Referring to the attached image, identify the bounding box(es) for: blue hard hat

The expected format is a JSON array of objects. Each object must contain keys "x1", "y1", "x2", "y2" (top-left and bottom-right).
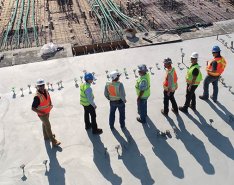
[
  {"x1": 137, "y1": 64, "x2": 148, "y2": 72},
  {"x1": 84, "y1": 73, "x2": 94, "y2": 81},
  {"x1": 212, "y1": 45, "x2": 221, "y2": 53}
]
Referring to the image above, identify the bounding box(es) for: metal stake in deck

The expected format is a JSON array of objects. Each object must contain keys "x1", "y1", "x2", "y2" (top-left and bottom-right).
[
  {"x1": 28, "y1": 85, "x2": 32, "y2": 94},
  {"x1": 133, "y1": 69, "x2": 138, "y2": 78},
  {"x1": 20, "y1": 88, "x2": 24, "y2": 97},
  {"x1": 12, "y1": 87, "x2": 16, "y2": 98},
  {"x1": 74, "y1": 78, "x2": 79, "y2": 88}
]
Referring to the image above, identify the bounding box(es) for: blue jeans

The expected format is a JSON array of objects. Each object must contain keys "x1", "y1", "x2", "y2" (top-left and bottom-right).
[
  {"x1": 137, "y1": 99, "x2": 147, "y2": 123},
  {"x1": 203, "y1": 75, "x2": 219, "y2": 101},
  {"x1": 109, "y1": 100, "x2": 125, "y2": 128}
]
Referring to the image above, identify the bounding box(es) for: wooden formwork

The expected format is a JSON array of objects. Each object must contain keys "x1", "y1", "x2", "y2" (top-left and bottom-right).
[{"x1": 1, "y1": 0, "x2": 234, "y2": 51}]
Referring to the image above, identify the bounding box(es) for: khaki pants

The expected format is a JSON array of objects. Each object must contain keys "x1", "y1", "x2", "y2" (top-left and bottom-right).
[{"x1": 39, "y1": 114, "x2": 56, "y2": 143}]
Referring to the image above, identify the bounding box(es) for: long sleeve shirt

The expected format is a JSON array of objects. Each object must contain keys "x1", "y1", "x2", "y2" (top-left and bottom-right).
[{"x1": 85, "y1": 87, "x2": 96, "y2": 107}]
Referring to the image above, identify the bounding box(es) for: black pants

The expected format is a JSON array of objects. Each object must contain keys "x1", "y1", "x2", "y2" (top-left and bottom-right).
[
  {"x1": 163, "y1": 90, "x2": 178, "y2": 113},
  {"x1": 83, "y1": 105, "x2": 98, "y2": 131},
  {"x1": 184, "y1": 84, "x2": 198, "y2": 108}
]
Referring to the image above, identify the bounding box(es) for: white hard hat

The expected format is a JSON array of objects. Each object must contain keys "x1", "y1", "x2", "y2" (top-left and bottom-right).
[
  {"x1": 191, "y1": 52, "x2": 198, "y2": 59},
  {"x1": 36, "y1": 79, "x2": 45, "y2": 86},
  {"x1": 110, "y1": 71, "x2": 120, "y2": 80}
]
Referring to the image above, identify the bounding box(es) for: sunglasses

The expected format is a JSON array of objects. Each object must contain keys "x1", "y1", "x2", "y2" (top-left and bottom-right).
[{"x1": 38, "y1": 84, "x2": 45, "y2": 87}]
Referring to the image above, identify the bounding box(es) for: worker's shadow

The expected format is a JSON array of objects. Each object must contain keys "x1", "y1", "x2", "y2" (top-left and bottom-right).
[
  {"x1": 186, "y1": 112, "x2": 234, "y2": 160},
  {"x1": 207, "y1": 100, "x2": 234, "y2": 130},
  {"x1": 143, "y1": 117, "x2": 184, "y2": 179},
  {"x1": 87, "y1": 132, "x2": 122, "y2": 185},
  {"x1": 111, "y1": 128, "x2": 155, "y2": 185},
  {"x1": 166, "y1": 115, "x2": 215, "y2": 174},
  {"x1": 44, "y1": 141, "x2": 66, "y2": 185}
]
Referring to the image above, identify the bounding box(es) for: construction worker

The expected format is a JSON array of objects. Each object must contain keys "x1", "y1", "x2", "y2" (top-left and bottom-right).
[
  {"x1": 179, "y1": 52, "x2": 202, "y2": 113},
  {"x1": 135, "y1": 64, "x2": 150, "y2": 124},
  {"x1": 32, "y1": 79, "x2": 61, "y2": 147},
  {"x1": 80, "y1": 73, "x2": 103, "y2": 135},
  {"x1": 161, "y1": 58, "x2": 179, "y2": 116},
  {"x1": 104, "y1": 71, "x2": 126, "y2": 129},
  {"x1": 199, "y1": 46, "x2": 227, "y2": 102}
]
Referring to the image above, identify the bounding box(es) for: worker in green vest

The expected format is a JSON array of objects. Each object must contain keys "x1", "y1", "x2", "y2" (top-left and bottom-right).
[
  {"x1": 80, "y1": 73, "x2": 103, "y2": 134},
  {"x1": 179, "y1": 52, "x2": 202, "y2": 113},
  {"x1": 135, "y1": 64, "x2": 150, "y2": 124}
]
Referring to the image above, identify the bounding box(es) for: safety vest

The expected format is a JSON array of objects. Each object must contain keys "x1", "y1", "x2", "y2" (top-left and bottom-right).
[
  {"x1": 135, "y1": 72, "x2": 150, "y2": 99},
  {"x1": 163, "y1": 67, "x2": 178, "y2": 91},
  {"x1": 36, "y1": 90, "x2": 51, "y2": 116},
  {"x1": 80, "y1": 83, "x2": 93, "y2": 106},
  {"x1": 206, "y1": 56, "x2": 227, "y2": 77},
  {"x1": 106, "y1": 82, "x2": 121, "y2": 101},
  {"x1": 186, "y1": 64, "x2": 203, "y2": 85}
]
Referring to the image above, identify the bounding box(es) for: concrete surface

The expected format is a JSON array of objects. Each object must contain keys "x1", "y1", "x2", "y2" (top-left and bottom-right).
[{"x1": 0, "y1": 33, "x2": 234, "y2": 185}]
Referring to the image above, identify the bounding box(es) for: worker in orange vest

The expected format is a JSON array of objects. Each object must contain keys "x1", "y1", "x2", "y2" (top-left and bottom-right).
[
  {"x1": 104, "y1": 71, "x2": 126, "y2": 129},
  {"x1": 32, "y1": 79, "x2": 61, "y2": 147},
  {"x1": 161, "y1": 58, "x2": 178, "y2": 116},
  {"x1": 199, "y1": 46, "x2": 227, "y2": 102}
]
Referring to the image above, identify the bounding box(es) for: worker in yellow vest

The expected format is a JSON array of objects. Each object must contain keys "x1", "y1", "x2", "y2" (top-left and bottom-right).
[
  {"x1": 32, "y1": 79, "x2": 61, "y2": 147},
  {"x1": 161, "y1": 58, "x2": 179, "y2": 116},
  {"x1": 135, "y1": 64, "x2": 150, "y2": 124},
  {"x1": 179, "y1": 52, "x2": 202, "y2": 113},
  {"x1": 104, "y1": 71, "x2": 126, "y2": 129},
  {"x1": 199, "y1": 46, "x2": 227, "y2": 102},
  {"x1": 80, "y1": 73, "x2": 103, "y2": 135}
]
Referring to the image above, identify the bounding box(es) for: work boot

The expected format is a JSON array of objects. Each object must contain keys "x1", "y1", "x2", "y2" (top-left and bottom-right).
[
  {"x1": 161, "y1": 109, "x2": 168, "y2": 116},
  {"x1": 210, "y1": 95, "x2": 217, "y2": 103},
  {"x1": 171, "y1": 108, "x2": 179, "y2": 114},
  {"x1": 179, "y1": 106, "x2": 188, "y2": 113},
  {"x1": 92, "y1": 128, "x2": 103, "y2": 135},
  {"x1": 199, "y1": 95, "x2": 208, "y2": 100},
  {"x1": 44, "y1": 134, "x2": 55, "y2": 140},
  {"x1": 85, "y1": 124, "x2": 92, "y2": 130},
  {"x1": 52, "y1": 140, "x2": 61, "y2": 147},
  {"x1": 136, "y1": 117, "x2": 146, "y2": 124},
  {"x1": 189, "y1": 104, "x2": 196, "y2": 111}
]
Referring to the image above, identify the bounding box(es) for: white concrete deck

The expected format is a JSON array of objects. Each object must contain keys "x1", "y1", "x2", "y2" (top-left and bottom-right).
[{"x1": 0, "y1": 33, "x2": 234, "y2": 185}]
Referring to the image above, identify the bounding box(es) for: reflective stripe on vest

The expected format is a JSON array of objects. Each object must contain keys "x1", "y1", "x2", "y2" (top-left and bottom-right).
[
  {"x1": 206, "y1": 57, "x2": 227, "y2": 76},
  {"x1": 106, "y1": 82, "x2": 121, "y2": 101},
  {"x1": 186, "y1": 64, "x2": 203, "y2": 85},
  {"x1": 135, "y1": 72, "x2": 150, "y2": 98},
  {"x1": 163, "y1": 67, "x2": 178, "y2": 91},
  {"x1": 80, "y1": 83, "x2": 93, "y2": 106},
  {"x1": 36, "y1": 90, "x2": 51, "y2": 116}
]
